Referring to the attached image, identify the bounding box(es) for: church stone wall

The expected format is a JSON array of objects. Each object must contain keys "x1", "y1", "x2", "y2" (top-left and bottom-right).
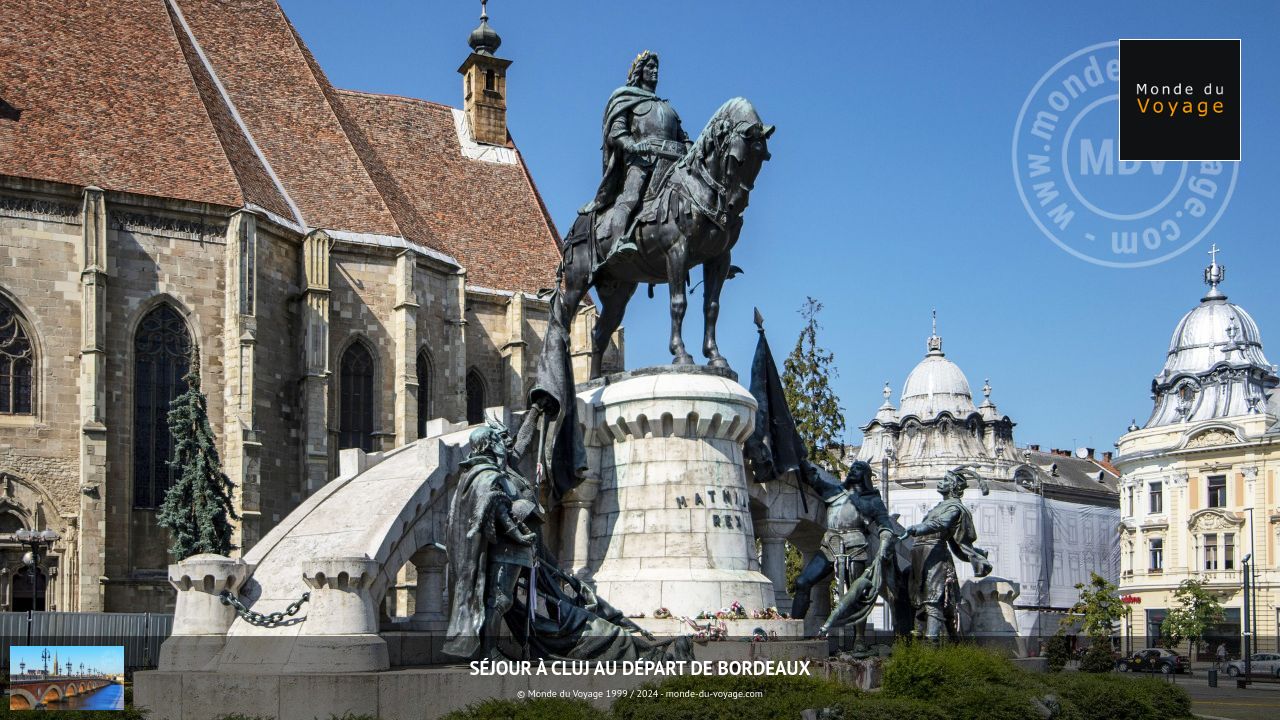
[
  {"x1": 330, "y1": 249, "x2": 399, "y2": 448},
  {"x1": 0, "y1": 208, "x2": 82, "y2": 520},
  {"x1": 252, "y1": 230, "x2": 302, "y2": 527},
  {"x1": 103, "y1": 211, "x2": 229, "y2": 613}
]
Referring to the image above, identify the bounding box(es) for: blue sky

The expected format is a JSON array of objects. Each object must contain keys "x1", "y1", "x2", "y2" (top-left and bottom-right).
[
  {"x1": 9, "y1": 646, "x2": 122, "y2": 675},
  {"x1": 279, "y1": 1, "x2": 1280, "y2": 451}
]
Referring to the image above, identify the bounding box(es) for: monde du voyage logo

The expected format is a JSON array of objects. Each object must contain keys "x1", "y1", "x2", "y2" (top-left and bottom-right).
[{"x1": 1013, "y1": 40, "x2": 1240, "y2": 268}]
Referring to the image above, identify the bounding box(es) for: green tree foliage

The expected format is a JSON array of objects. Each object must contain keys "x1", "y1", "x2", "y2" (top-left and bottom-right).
[
  {"x1": 1161, "y1": 578, "x2": 1224, "y2": 659},
  {"x1": 1059, "y1": 572, "x2": 1128, "y2": 673},
  {"x1": 157, "y1": 354, "x2": 238, "y2": 559},
  {"x1": 782, "y1": 297, "x2": 847, "y2": 473}
]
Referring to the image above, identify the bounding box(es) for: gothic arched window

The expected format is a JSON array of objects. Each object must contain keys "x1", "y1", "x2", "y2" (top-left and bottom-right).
[
  {"x1": 339, "y1": 341, "x2": 376, "y2": 452},
  {"x1": 416, "y1": 349, "x2": 432, "y2": 439},
  {"x1": 133, "y1": 305, "x2": 191, "y2": 509},
  {"x1": 0, "y1": 295, "x2": 35, "y2": 415},
  {"x1": 466, "y1": 369, "x2": 486, "y2": 425}
]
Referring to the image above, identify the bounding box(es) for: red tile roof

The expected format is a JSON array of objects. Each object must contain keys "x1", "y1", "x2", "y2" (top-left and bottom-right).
[
  {"x1": 0, "y1": 0, "x2": 561, "y2": 294},
  {"x1": 334, "y1": 90, "x2": 561, "y2": 293}
]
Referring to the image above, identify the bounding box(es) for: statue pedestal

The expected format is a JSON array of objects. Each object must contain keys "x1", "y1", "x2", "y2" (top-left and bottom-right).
[{"x1": 578, "y1": 367, "x2": 776, "y2": 618}]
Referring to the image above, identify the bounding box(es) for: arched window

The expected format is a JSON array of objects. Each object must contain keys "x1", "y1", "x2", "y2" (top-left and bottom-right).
[
  {"x1": 466, "y1": 369, "x2": 486, "y2": 425},
  {"x1": 133, "y1": 305, "x2": 191, "y2": 509},
  {"x1": 0, "y1": 511, "x2": 24, "y2": 534},
  {"x1": 416, "y1": 349, "x2": 432, "y2": 439},
  {"x1": 0, "y1": 295, "x2": 35, "y2": 415},
  {"x1": 339, "y1": 341, "x2": 376, "y2": 452}
]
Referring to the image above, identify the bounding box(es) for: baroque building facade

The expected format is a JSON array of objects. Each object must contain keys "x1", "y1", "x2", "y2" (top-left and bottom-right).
[
  {"x1": 856, "y1": 322, "x2": 1120, "y2": 639},
  {"x1": 1116, "y1": 252, "x2": 1279, "y2": 653},
  {"x1": 0, "y1": 1, "x2": 615, "y2": 613}
]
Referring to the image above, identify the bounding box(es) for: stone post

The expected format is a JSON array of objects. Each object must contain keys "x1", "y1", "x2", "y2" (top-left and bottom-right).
[
  {"x1": 559, "y1": 477, "x2": 599, "y2": 579},
  {"x1": 224, "y1": 210, "x2": 262, "y2": 548},
  {"x1": 300, "y1": 230, "x2": 331, "y2": 494},
  {"x1": 77, "y1": 186, "x2": 108, "y2": 612},
  {"x1": 408, "y1": 547, "x2": 447, "y2": 631},
  {"x1": 962, "y1": 575, "x2": 1024, "y2": 656},
  {"x1": 583, "y1": 369, "x2": 775, "y2": 617},
  {"x1": 757, "y1": 519, "x2": 798, "y2": 614},
  {"x1": 290, "y1": 556, "x2": 388, "y2": 673},
  {"x1": 392, "y1": 251, "x2": 419, "y2": 446},
  {"x1": 159, "y1": 554, "x2": 252, "y2": 670}
]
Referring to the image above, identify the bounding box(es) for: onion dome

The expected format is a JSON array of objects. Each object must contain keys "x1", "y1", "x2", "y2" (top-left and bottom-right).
[
  {"x1": 468, "y1": 0, "x2": 501, "y2": 56},
  {"x1": 899, "y1": 314, "x2": 977, "y2": 419},
  {"x1": 1146, "y1": 246, "x2": 1277, "y2": 427}
]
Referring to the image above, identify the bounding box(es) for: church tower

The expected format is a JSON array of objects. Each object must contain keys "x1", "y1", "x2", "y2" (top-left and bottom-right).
[{"x1": 458, "y1": 0, "x2": 511, "y2": 146}]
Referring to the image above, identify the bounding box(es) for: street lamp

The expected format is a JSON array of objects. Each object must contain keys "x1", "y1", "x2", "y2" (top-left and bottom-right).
[
  {"x1": 14, "y1": 528, "x2": 59, "y2": 643},
  {"x1": 1241, "y1": 553, "x2": 1252, "y2": 684}
]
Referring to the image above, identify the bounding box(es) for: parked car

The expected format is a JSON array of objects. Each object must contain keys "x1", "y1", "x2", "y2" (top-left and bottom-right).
[
  {"x1": 1224, "y1": 653, "x2": 1280, "y2": 678},
  {"x1": 1115, "y1": 648, "x2": 1189, "y2": 674}
]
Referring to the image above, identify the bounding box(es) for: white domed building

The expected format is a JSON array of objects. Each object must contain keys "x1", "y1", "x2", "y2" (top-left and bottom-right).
[
  {"x1": 857, "y1": 318, "x2": 1120, "y2": 643},
  {"x1": 1115, "y1": 251, "x2": 1280, "y2": 655}
]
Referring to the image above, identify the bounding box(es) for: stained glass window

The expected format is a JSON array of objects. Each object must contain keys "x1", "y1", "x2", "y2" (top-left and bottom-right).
[
  {"x1": 466, "y1": 369, "x2": 486, "y2": 425},
  {"x1": 339, "y1": 341, "x2": 376, "y2": 452},
  {"x1": 133, "y1": 305, "x2": 191, "y2": 509},
  {"x1": 0, "y1": 296, "x2": 35, "y2": 415},
  {"x1": 416, "y1": 349, "x2": 432, "y2": 439}
]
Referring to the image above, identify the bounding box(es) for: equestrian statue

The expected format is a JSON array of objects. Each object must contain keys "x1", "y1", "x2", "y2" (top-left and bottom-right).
[{"x1": 520, "y1": 50, "x2": 774, "y2": 500}]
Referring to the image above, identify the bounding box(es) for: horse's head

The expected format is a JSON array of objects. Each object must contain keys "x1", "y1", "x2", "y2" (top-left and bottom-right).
[{"x1": 686, "y1": 97, "x2": 774, "y2": 220}]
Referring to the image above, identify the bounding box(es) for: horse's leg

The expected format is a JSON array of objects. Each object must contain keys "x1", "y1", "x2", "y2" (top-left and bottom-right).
[
  {"x1": 701, "y1": 250, "x2": 731, "y2": 369},
  {"x1": 590, "y1": 279, "x2": 637, "y2": 378},
  {"x1": 664, "y1": 239, "x2": 694, "y2": 365}
]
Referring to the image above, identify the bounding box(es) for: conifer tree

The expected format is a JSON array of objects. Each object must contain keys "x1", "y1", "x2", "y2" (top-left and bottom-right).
[
  {"x1": 782, "y1": 297, "x2": 848, "y2": 473},
  {"x1": 157, "y1": 351, "x2": 238, "y2": 558}
]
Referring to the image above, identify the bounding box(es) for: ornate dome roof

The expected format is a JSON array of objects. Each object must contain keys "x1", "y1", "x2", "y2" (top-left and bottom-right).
[
  {"x1": 1145, "y1": 248, "x2": 1278, "y2": 427},
  {"x1": 899, "y1": 332, "x2": 977, "y2": 419},
  {"x1": 468, "y1": 1, "x2": 501, "y2": 56}
]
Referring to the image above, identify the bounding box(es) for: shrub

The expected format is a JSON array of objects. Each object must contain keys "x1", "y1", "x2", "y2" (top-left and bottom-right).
[
  {"x1": 1077, "y1": 643, "x2": 1115, "y2": 673},
  {"x1": 1047, "y1": 674, "x2": 1192, "y2": 720},
  {"x1": 440, "y1": 698, "x2": 608, "y2": 720},
  {"x1": 1044, "y1": 635, "x2": 1072, "y2": 673},
  {"x1": 826, "y1": 695, "x2": 948, "y2": 720},
  {"x1": 880, "y1": 642, "x2": 1051, "y2": 720},
  {"x1": 610, "y1": 672, "x2": 861, "y2": 720}
]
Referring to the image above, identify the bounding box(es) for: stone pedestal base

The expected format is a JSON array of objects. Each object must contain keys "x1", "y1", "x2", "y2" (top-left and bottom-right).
[{"x1": 580, "y1": 368, "x2": 775, "y2": 618}]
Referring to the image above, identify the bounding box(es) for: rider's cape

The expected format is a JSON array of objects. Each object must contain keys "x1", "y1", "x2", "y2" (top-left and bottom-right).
[{"x1": 582, "y1": 85, "x2": 659, "y2": 214}]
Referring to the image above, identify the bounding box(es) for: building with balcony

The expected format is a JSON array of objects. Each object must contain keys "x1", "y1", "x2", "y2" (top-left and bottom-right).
[{"x1": 1115, "y1": 250, "x2": 1280, "y2": 653}]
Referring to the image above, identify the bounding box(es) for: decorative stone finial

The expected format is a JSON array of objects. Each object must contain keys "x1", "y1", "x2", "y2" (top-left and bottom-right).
[
  {"x1": 879, "y1": 381, "x2": 893, "y2": 409},
  {"x1": 468, "y1": 0, "x2": 502, "y2": 56},
  {"x1": 1127, "y1": 418, "x2": 1139, "y2": 432},
  {"x1": 983, "y1": 378, "x2": 991, "y2": 400},
  {"x1": 1203, "y1": 243, "x2": 1226, "y2": 300},
  {"x1": 927, "y1": 309, "x2": 943, "y2": 355}
]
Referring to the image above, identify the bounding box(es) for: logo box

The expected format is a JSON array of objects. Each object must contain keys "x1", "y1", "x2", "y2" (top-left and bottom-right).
[{"x1": 1119, "y1": 39, "x2": 1240, "y2": 161}]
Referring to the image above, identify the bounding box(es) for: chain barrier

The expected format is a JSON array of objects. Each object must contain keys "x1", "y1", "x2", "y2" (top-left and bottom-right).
[{"x1": 218, "y1": 590, "x2": 310, "y2": 627}]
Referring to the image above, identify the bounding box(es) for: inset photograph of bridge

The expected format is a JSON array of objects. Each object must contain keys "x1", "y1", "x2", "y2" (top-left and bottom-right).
[{"x1": 7, "y1": 645, "x2": 124, "y2": 711}]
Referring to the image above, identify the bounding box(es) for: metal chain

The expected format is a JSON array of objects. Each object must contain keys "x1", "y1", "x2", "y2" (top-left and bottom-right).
[{"x1": 219, "y1": 590, "x2": 310, "y2": 627}]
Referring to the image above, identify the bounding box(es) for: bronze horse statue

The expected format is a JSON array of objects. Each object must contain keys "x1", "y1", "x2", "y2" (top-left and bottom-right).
[
  {"x1": 525, "y1": 98, "x2": 773, "y2": 498},
  {"x1": 567, "y1": 96, "x2": 773, "y2": 377}
]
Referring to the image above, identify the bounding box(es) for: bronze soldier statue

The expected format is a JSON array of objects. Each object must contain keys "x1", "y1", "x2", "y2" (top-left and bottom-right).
[
  {"x1": 900, "y1": 466, "x2": 993, "y2": 643},
  {"x1": 444, "y1": 418, "x2": 542, "y2": 660},
  {"x1": 791, "y1": 460, "x2": 897, "y2": 650},
  {"x1": 584, "y1": 50, "x2": 692, "y2": 264}
]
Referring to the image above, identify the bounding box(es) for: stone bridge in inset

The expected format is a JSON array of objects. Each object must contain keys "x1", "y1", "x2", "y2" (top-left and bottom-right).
[{"x1": 7, "y1": 676, "x2": 116, "y2": 710}]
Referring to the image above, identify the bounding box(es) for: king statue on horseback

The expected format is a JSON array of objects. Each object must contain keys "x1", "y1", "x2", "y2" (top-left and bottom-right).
[
  {"x1": 521, "y1": 49, "x2": 773, "y2": 504},
  {"x1": 585, "y1": 50, "x2": 693, "y2": 266}
]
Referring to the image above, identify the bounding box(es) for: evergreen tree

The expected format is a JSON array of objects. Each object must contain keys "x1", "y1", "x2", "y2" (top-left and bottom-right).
[
  {"x1": 157, "y1": 352, "x2": 238, "y2": 558},
  {"x1": 1162, "y1": 578, "x2": 1224, "y2": 660},
  {"x1": 782, "y1": 297, "x2": 847, "y2": 473}
]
